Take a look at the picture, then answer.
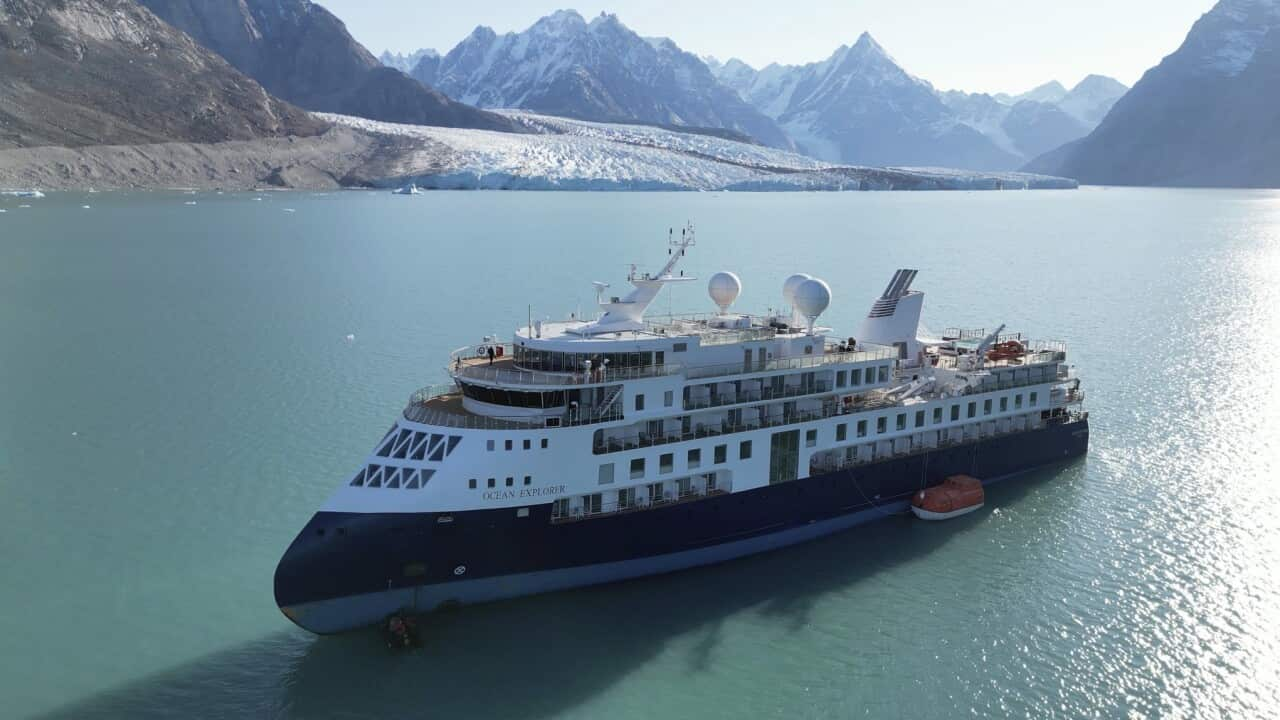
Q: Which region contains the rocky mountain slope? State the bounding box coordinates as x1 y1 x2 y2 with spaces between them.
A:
0 0 324 149
1026 0 1280 186
408 10 791 149
138 0 521 132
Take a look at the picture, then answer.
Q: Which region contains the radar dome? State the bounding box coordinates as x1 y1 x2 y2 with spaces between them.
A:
782 273 813 307
707 271 742 314
794 278 831 331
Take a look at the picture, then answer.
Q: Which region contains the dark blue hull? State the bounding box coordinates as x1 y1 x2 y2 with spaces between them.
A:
275 416 1089 633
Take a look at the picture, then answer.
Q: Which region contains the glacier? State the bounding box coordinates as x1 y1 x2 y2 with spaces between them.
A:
321 112 1077 192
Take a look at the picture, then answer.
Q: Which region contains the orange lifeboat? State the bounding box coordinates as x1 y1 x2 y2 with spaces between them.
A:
911 475 985 520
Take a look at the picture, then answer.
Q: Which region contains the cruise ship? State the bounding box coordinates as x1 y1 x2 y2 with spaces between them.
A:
274 226 1089 634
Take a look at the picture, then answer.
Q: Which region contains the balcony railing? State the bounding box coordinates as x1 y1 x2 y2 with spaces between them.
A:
551 488 730 524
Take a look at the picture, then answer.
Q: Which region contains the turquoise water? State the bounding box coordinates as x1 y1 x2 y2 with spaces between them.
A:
2 188 1278 718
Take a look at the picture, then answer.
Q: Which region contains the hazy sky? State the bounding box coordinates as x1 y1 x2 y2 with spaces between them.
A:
318 0 1217 94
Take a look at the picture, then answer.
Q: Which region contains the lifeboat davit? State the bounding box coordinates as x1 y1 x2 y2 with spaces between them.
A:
911 475 985 520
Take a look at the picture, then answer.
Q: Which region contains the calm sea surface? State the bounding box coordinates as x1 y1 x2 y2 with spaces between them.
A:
2 188 1278 719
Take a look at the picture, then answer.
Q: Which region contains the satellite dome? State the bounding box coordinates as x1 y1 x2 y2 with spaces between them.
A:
794 278 831 331
707 271 742 314
782 273 813 307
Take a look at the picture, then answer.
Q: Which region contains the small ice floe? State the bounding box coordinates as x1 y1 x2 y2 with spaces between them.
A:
71 431 78 437
0 209 6 213
184 201 197 205
82 205 91 209
283 208 296 213
19 204 31 208
1 190 45 198
254 197 264 201
345 333 356 342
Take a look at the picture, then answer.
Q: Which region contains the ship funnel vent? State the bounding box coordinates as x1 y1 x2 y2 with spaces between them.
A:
868 268 919 318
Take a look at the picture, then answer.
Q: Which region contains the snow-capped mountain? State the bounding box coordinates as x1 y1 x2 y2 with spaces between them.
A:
710 33 1019 170
1026 0 1280 186
380 48 438 74
412 10 792 149
938 75 1125 163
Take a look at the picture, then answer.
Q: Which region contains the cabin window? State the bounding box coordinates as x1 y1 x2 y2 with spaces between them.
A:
630 458 645 479
715 444 727 464
1029 392 1038 406
618 487 636 509
524 476 531 485
851 368 862 386
915 410 925 428
896 413 907 431
468 478 476 489
877 417 887 434
933 407 943 424
552 498 570 517
505 439 513 451
1000 397 1009 412
673 343 687 352
487 440 495 451
837 423 847 442
857 420 867 437
878 366 889 383
635 394 645 412
688 448 702 469
837 370 847 388
598 464 614 485
583 493 602 515
505 477 514 487
1015 394 1023 409
660 453 674 474
951 405 960 422
664 390 674 407
523 439 531 450
804 345 813 355
740 441 752 460
487 478 495 488
967 402 976 419
806 429 817 447
983 399 993 415
541 438 549 449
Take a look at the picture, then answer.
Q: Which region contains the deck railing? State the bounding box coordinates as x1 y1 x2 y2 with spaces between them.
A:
450 344 896 388
403 385 623 430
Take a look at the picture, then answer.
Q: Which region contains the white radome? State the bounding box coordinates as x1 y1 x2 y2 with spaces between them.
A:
708 271 742 313
794 277 832 327
782 273 813 307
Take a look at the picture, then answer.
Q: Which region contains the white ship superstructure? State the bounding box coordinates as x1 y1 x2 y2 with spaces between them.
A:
275 226 1089 634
